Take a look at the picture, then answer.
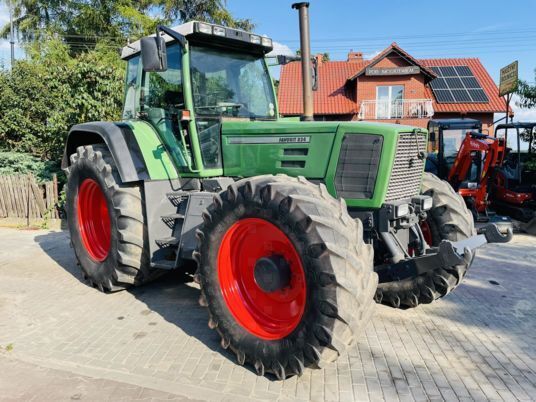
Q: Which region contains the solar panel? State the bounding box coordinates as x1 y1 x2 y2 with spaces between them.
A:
454 66 472 76
429 65 489 104
433 89 455 103
430 66 443 76
445 77 464 89
468 89 488 102
431 78 448 89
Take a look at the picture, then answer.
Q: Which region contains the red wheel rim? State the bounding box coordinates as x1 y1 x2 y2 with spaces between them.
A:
77 178 111 262
217 218 306 340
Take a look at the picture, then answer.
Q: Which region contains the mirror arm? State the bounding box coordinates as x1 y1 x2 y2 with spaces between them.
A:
156 25 187 49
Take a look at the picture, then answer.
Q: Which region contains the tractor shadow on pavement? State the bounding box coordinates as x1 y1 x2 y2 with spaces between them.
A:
33 230 266 379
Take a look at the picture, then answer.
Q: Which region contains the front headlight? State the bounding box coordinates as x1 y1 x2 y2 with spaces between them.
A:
394 203 410 218
412 195 433 212
261 37 272 47
250 34 261 44
198 23 212 34
213 26 226 36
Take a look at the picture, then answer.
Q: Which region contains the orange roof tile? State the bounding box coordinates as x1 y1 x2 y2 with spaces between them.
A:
278 60 368 115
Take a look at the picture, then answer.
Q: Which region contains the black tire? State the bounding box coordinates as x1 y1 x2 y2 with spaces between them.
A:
376 172 475 309
195 175 377 379
65 144 158 291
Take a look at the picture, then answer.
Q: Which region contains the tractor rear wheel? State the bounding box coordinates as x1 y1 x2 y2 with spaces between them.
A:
65 144 158 291
195 175 377 379
376 172 475 309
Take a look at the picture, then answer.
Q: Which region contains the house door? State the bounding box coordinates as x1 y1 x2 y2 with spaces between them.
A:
376 85 404 119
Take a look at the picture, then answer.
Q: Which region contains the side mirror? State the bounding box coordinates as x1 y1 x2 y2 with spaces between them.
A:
429 131 436 142
276 55 300 65
141 36 168 73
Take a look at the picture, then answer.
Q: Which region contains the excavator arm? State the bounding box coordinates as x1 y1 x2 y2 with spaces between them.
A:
447 132 499 187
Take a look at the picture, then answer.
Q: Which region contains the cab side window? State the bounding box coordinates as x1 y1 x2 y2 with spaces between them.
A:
143 44 184 111
123 56 139 119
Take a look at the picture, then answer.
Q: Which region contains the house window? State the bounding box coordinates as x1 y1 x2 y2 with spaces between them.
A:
376 85 404 119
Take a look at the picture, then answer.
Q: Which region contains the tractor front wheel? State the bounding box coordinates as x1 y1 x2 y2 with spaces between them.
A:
195 175 377 379
376 172 475 309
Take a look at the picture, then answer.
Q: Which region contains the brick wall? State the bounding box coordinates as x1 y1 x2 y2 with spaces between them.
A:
354 55 428 103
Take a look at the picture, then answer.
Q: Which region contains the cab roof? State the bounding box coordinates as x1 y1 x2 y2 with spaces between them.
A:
121 21 273 60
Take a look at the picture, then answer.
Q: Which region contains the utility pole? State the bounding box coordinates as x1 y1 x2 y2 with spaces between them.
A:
8 0 15 67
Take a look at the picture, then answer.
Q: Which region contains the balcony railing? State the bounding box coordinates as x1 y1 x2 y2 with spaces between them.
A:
358 99 434 120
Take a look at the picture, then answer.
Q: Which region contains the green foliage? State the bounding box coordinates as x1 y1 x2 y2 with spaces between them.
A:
0 151 61 182
1 0 254 47
525 156 536 172
0 38 124 161
516 70 536 109
0 0 255 171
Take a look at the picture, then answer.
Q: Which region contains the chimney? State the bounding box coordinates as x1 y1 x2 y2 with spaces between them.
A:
347 51 363 63
315 53 323 65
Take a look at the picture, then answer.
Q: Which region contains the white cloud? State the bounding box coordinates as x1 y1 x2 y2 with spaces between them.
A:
495 95 536 124
364 50 381 59
472 23 510 34
512 103 536 121
266 41 294 58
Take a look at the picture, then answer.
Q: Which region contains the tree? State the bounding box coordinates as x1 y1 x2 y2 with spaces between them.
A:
1 0 254 48
0 39 124 160
517 69 536 109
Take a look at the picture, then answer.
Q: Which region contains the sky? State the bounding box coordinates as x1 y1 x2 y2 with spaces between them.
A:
227 0 536 120
0 0 535 118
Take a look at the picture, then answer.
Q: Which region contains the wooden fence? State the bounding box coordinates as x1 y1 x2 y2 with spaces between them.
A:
0 174 61 227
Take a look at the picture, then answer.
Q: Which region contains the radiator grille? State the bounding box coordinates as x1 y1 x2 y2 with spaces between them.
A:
335 134 383 199
385 132 427 202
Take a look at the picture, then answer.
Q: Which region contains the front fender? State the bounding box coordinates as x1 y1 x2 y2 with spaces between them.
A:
63 121 179 183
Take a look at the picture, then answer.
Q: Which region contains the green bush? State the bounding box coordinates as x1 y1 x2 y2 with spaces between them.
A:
0 40 124 162
0 151 63 182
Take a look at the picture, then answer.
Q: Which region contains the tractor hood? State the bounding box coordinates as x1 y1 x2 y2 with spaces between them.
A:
221 120 426 209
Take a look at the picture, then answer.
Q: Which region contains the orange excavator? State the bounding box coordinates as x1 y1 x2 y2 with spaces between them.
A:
448 131 506 216
426 119 510 228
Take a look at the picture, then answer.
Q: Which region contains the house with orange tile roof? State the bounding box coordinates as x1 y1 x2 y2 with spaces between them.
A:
278 43 508 133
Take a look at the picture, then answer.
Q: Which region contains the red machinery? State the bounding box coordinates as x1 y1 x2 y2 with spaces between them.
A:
426 119 506 219
491 122 536 223
448 131 506 215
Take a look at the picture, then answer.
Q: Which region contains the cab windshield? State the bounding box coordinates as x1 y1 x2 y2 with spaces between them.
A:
190 45 276 120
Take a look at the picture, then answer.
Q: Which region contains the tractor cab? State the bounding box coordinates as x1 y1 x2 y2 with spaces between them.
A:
494 122 536 186
426 118 484 180
492 122 536 221
121 22 276 175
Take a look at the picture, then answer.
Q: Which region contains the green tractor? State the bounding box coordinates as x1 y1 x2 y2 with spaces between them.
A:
62 3 510 379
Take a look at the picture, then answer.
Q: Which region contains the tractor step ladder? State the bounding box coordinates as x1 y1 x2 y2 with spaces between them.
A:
151 192 192 269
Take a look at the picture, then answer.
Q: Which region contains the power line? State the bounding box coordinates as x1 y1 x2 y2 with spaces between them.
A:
275 27 536 43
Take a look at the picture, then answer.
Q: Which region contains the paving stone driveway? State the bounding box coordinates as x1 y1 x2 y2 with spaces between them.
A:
0 227 535 401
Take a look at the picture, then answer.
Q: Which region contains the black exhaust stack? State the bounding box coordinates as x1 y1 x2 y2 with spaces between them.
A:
292 2 314 121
